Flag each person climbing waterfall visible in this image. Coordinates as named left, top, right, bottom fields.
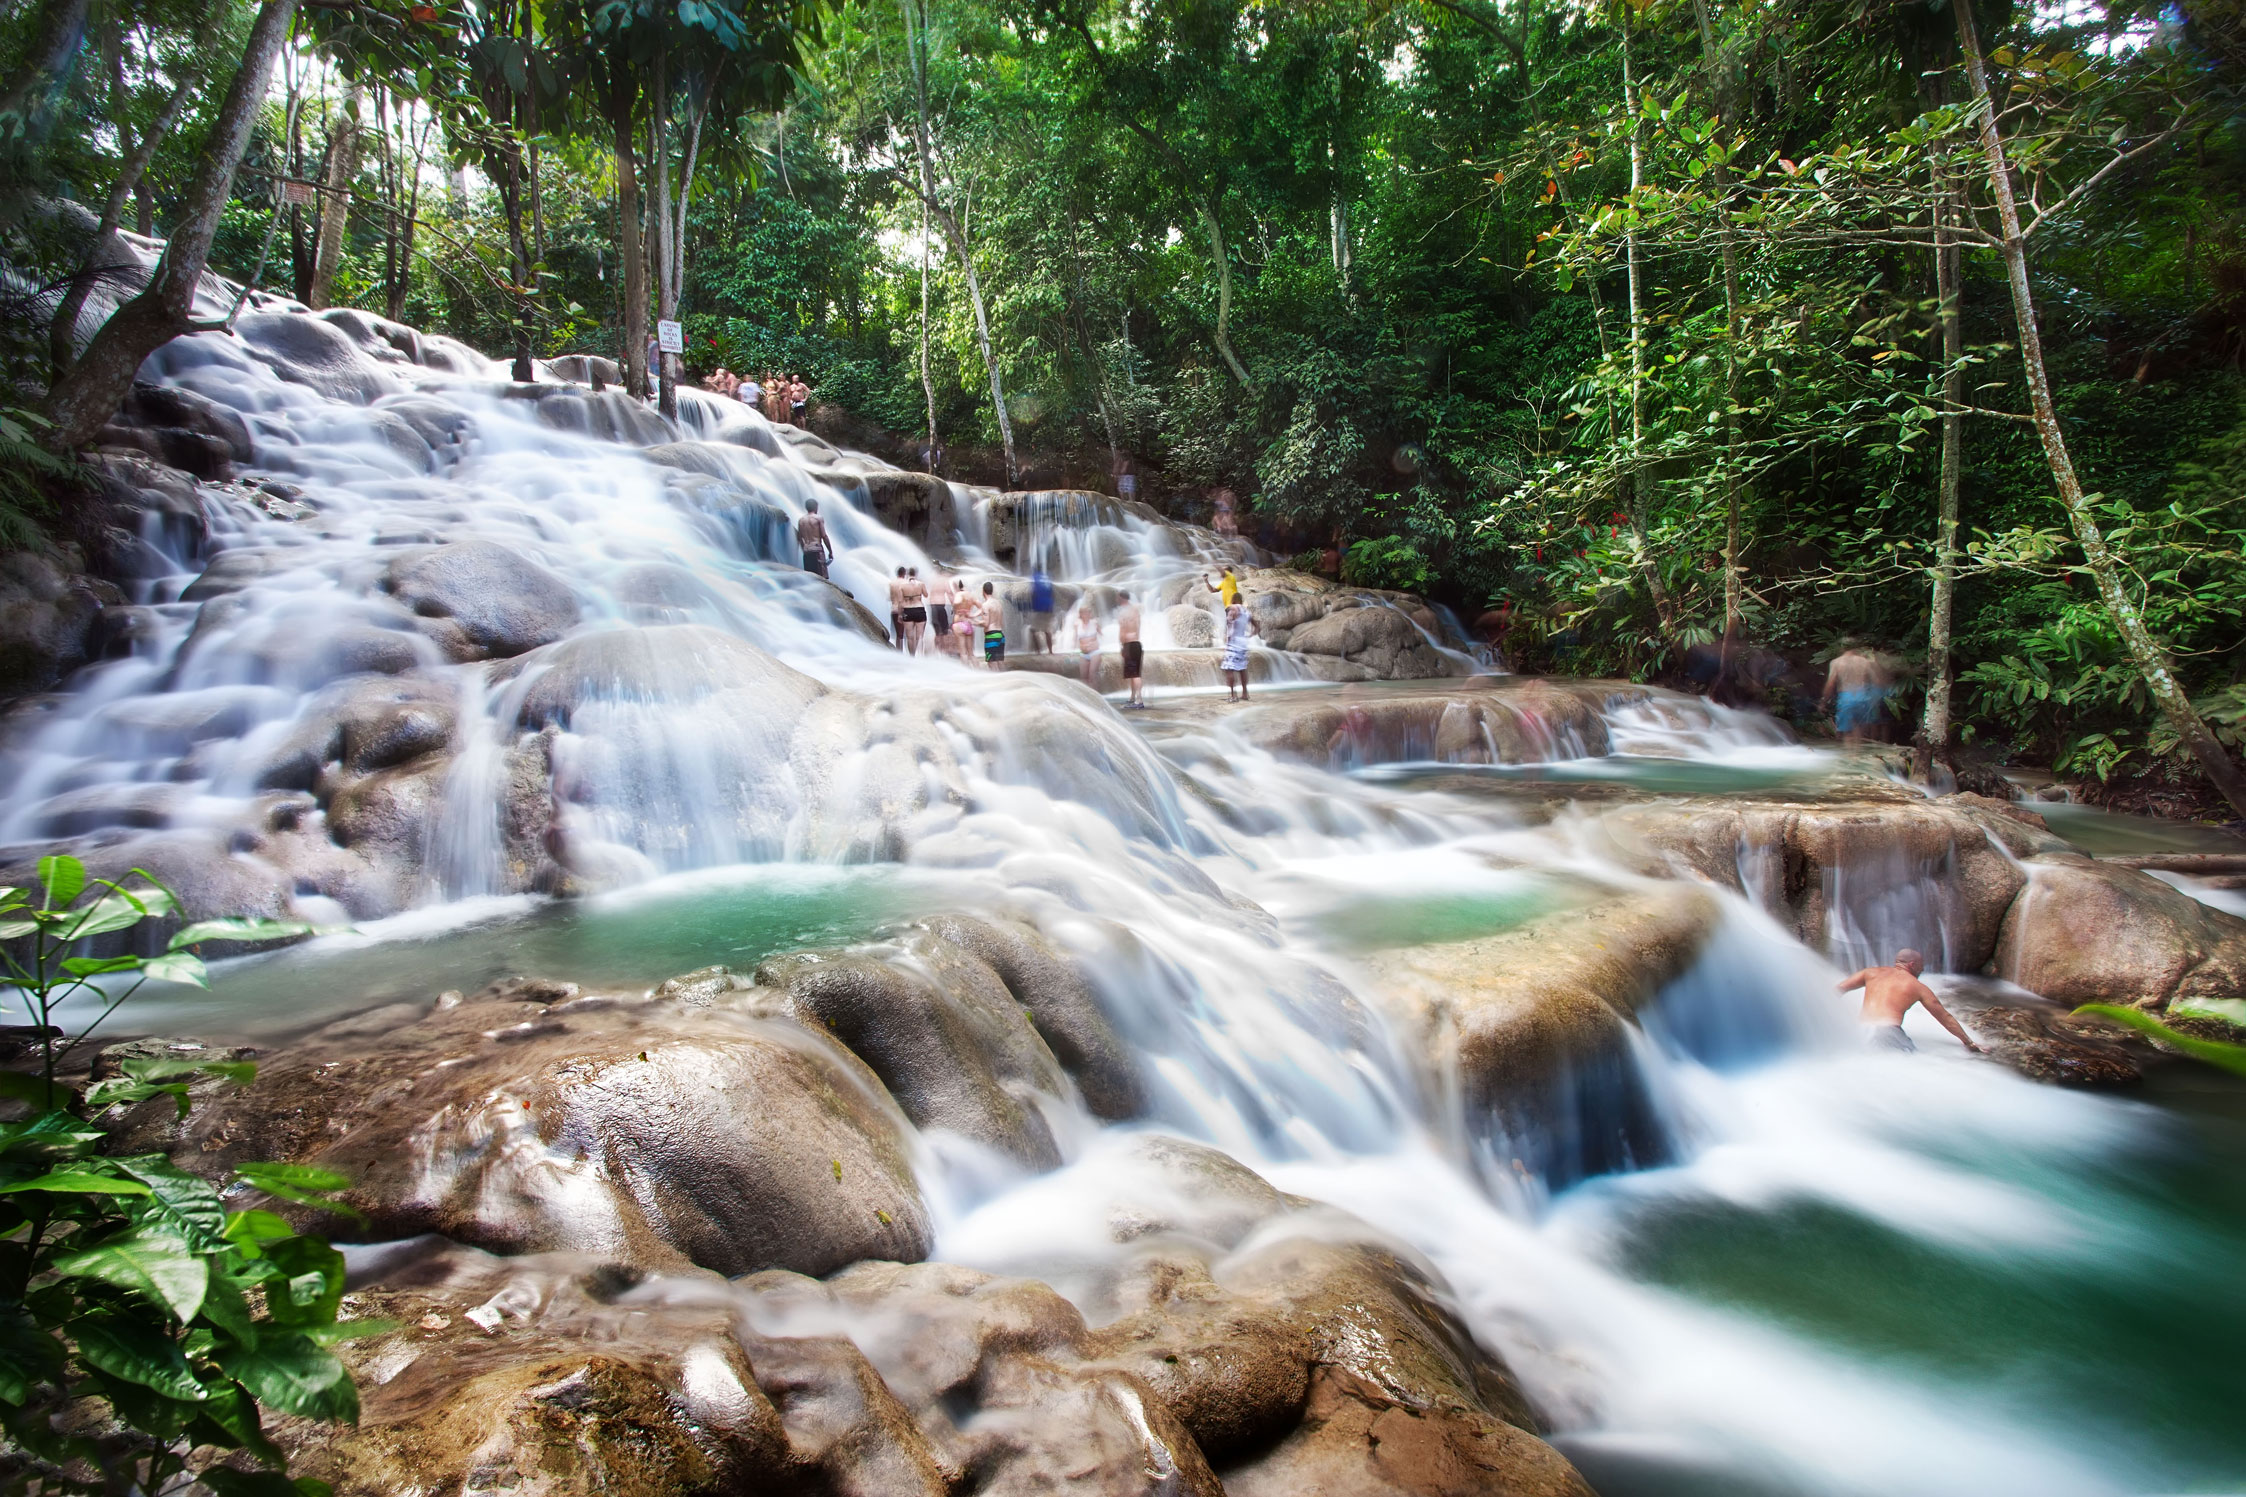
left=1074, top=602, right=1103, bottom=689
left=1117, top=591, right=1144, bottom=708
left=1205, top=566, right=1240, bottom=607
left=796, top=500, right=834, bottom=580
left=1221, top=595, right=1259, bottom=702
left=1029, top=566, right=1055, bottom=654
left=1820, top=641, right=1895, bottom=746
left=1836, top=949, right=1985, bottom=1054
left=982, top=580, right=1006, bottom=664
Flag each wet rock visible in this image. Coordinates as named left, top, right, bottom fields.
left=861, top=471, right=957, bottom=546
left=510, top=383, right=675, bottom=446
left=1951, top=997, right=2144, bottom=1087
left=1167, top=603, right=1217, bottom=648
left=1287, top=605, right=1458, bottom=680
left=547, top=353, right=621, bottom=387
left=0, top=829, right=301, bottom=954
left=917, top=914, right=1146, bottom=1120
left=108, top=980, right=930, bottom=1275
left=1236, top=678, right=1613, bottom=768
left=1604, top=797, right=2025, bottom=972
left=1994, top=857, right=2246, bottom=1007
left=277, top=1242, right=792, bottom=1497
left=750, top=945, right=1067, bottom=1168
left=94, top=381, right=256, bottom=479
left=236, top=311, right=397, bottom=403
left=1364, top=885, right=1719, bottom=1181
left=180, top=547, right=287, bottom=602
left=385, top=540, right=579, bottom=659
left=502, top=623, right=822, bottom=729
left=0, top=549, right=107, bottom=696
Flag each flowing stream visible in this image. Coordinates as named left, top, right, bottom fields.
left=9, top=305, right=2243, bottom=1496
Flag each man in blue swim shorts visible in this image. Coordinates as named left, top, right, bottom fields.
left=1819, top=642, right=1893, bottom=745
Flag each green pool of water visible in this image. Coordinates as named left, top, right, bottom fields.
left=1355, top=756, right=1838, bottom=798
left=61, top=864, right=946, bottom=1044
left=2036, top=802, right=2246, bottom=857
left=1604, top=1065, right=2246, bottom=1493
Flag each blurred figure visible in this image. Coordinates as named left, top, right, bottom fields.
left=795, top=499, right=833, bottom=580
left=1220, top=595, right=1259, bottom=702
left=1074, top=602, right=1103, bottom=688
left=1211, top=487, right=1239, bottom=540
left=1837, top=948, right=1984, bottom=1054
left=1820, top=641, right=1894, bottom=745
left=952, top=580, right=979, bottom=663
left=928, top=568, right=953, bottom=658
left=901, top=567, right=928, bottom=655
left=1029, top=566, right=1055, bottom=654
left=1116, top=590, right=1144, bottom=708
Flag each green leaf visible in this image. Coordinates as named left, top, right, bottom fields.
left=168, top=919, right=317, bottom=950
left=0, top=1308, right=64, bottom=1404
left=0, top=1073, right=76, bottom=1111
left=0, top=1170, right=153, bottom=1196
left=188, top=1382, right=284, bottom=1469
left=199, top=1471, right=332, bottom=1497
left=38, top=855, right=85, bottom=908
left=232, top=1162, right=359, bottom=1220
left=72, top=1313, right=210, bottom=1401
left=63, top=891, right=158, bottom=940
left=115, top=1156, right=230, bottom=1246
left=2074, top=1004, right=2246, bottom=1077
left=259, top=1237, right=346, bottom=1328
left=141, top=951, right=211, bottom=987
left=215, top=1332, right=357, bottom=1421
left=51, top=1226, right=210, bottom=1322
left=221, top=1210, right=297, bottom=1256
left=62, top=954, right=146, bottom=977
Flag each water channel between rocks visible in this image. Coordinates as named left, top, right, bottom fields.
left=8, top=297, right=2246, bottom=1497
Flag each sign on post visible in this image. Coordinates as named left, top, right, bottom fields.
left=656, top=319, right=684, bottom=354
left=280, top=179, right=318, bottom=207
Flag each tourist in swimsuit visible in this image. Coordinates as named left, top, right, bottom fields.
left=888, top=567, right=908, bottom=648
left=982, top=581, right=1006, bottom=664
left=1820, top=642, right=1895, bottom=746
left=1836, top=948, right=1985, bottom=1054
left=1074, top=603, right=1103, bottom=689
left=795, top=500, right=834, bottom=580
left=788, top=374, right=810, bottom=426
left=928, top=572, right=953, bottom=658
left=901, top=567, right=928, bottom=655
left=1029, top=566, right=1055, bottom=654
left=953, top=582, right=981, bottom=665
left=1220, top=597, right=1258, bottom=702
left=1116, top=590, right=1144, bottom=708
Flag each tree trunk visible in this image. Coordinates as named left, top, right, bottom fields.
left=1690, top=0, right=1746, bottom=647
left=919, top=193, right=938, bottom=465
left=614, top=105, right=649, bottom=400
left=1955, top=0, right=2246, bottom=817
left=1198, top=198, right=1251, bottom=386
left=0, top=0, right=91, bottom=232
left=905, top=0, right=1012, bottom=482
left=1619, top=12, right=1675, bottom=632
left=42, top=0, right=298, bottom=453
left=48, top=33, right=197, bottom=376
left=652, top=41, right=677, bottom=419
left=307, top=80, right=363, bottom=310
left=1917, top=127, right=1965, bottom=782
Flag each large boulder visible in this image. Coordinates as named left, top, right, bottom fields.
left=0, top=549, right=112, bottom=696
left=110, top=978, right=931, bottom=1276
left=1600, top=796, right=2027, bottom=972
left=1286, top=605, right=1459, bottom=680
left=278, top=1245, right=790, bottom=1497
left=385, top=540, right=579, bottom=660
left=1361, top=885, right=1720, bottom=1184
left=1232, top=678, right=1614, bottom=768
left=1994, top=856, right=2246, bottom=1007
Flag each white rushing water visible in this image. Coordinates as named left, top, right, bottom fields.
left=5, top=304, right=2214, bottom=1497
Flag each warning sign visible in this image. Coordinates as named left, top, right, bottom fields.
left=280, top=179, right=318, bottom=206
left=656, top=319, right=684, bottom=354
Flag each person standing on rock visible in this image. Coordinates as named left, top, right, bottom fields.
left=1820, top=641, right=1894, bottom=746
left=788, top=373, right=811, bottom=426
left=1220, top=595, right=1259, bottom=703
left=953, top=580, right=980, bottom=663
left=887, top=567, right=908, bottom=647
left=1837, top=949, right=1984, bottom=1054
left=796, top=500, right=834, bottom=580
left=1029, top=566, right=1055, bottom=654
left=1074, top=602, right=1103, bottom=690
left=1116, top=590, right=1144, bottom=708
left=901, top=567, right=929, bottom=655
left=1204, top=566, right=1240, bottom=608
left=982, top=580, right=1006, bottom=664
left=928, top=569, right=953, bottom=658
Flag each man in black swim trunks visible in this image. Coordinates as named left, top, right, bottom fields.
left=1116, top=590, right=1144, bottom=707
left=796, top=500, right=834, bottom=579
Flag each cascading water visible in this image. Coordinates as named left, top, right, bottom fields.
left=10, top=300, right=2244, bottom=1496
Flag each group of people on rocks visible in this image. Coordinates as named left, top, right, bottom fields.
left=700, top=366, right=811, bottom=425
left=875, top=565, right=1160, bottom=707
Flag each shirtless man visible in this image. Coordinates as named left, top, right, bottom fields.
left=1820, top=642, right=1894, bottom=745
left=796, top=500, right=834, bottom=580
left=887, top=567, right=908, bottom=648
left=900, top=567, right=929, bottom=655
left=1116, top=590, right=1144, bottom=707
left=1836, top=948, right=1984, bottom=1054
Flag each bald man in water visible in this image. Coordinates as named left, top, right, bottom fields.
left=1836, top=948, right=1984, bottom=1054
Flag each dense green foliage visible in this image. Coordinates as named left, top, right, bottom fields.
left=3, top=0, right=2244, bottom=795
left=1, top=859, right=360, bottom=1496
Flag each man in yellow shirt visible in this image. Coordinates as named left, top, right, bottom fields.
left=1204, top=566, right=1240, bottom=606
